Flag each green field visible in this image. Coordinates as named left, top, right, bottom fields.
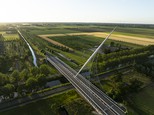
left=49, top=35, right=103, bottom=50
left=26, top=28, right=80, bottom=35
left=113, top=32, right=154, bottom=39
left=128, top=84, right=154, bottom=115
left=123, top=72, right=151, bottom=86
left=49, top=35, right=142, bottom=51
left=96, top=71, right=151, bottom=92
left=0, top=90, right=94, bottom=115
left=3, top=34, right=20, bottom=41
left=0, top=31, right=5, bottom=34
left=93, top=71, right=153, bottom=115
left=115, top=27, right=154, bottom=38
left=67, top=26, right=154, bottom=38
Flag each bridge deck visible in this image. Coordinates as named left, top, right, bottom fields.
left=47, top=55, right=126, bottom=115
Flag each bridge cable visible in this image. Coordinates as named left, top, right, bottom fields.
left=74, top=27, right=117, bottom=78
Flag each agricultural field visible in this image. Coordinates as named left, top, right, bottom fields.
left=49, top=35, right=102, bottom=50
left=95, top=71, right=151, bottom=93
left=68, top=25, right=154, bottom=38
left=15, top=24, right=154, bottom=115
left=128, top=84, right=154, bottom=115
left=24, top=27, right=80, bottom=35
left=3, top=34, right=19, bottom=41
left=0, top=90, right=94, bottom=115
left=39, top=32, right=154, bottom=46
left=0, top=31, right=5, bottom=34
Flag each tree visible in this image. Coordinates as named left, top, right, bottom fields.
left=0, top=73, right=8, bottom=86
left=36, top=74, right=46, bottom=87
left=30, top=67, right=40, bottom=76
left=113, top=72, right=122, bottom=82
left=40, top=64, right=50, bottom=76
left=103, top=48, right=111, bottom=54
left=11, top=70, right=19, bottom=83
left=19, top=69, right=28, bottom=81
left=110, top=42, right=115, bottom=47
left=17, top=85, right=25, bottom=96
left=3, top=84, right=15, bottom=98
left=129, top=79, right=143, bottom=92
left=9, top=76, right=16, bottom=84
left=26, top=77, right=37, bottom=91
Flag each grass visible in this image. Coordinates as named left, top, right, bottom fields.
left=113, top=32, right=154, bottom=39
left=28, top=28, right=80, bottom=35
left=115, top=27, right=154, bottom=38
left=94, top=71, right=152, bottom=99
left=0, top=90, right=94, bottom=115
left=123, top=71, right=151, bottom=86
left=67, top=25, right=154, bottom=38
left=49, top=35, right=103, bottom=50
left=0, top=31, right=5, bottom=34
left=49, top=34, right=142, bottom=51
left=128, top=84, right=154, bottom=115
left=3, top=34, right=20, bottom=41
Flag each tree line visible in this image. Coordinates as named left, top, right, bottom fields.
left=91, top=45, right=154, bottom=74
left=0, top=64, right=53, bottom=100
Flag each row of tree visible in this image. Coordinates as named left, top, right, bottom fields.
left=91, top=45, right=154, bottom=74
left=135, top=62, right=154, bottom=79
left=101, top=45, right=154, bottom=62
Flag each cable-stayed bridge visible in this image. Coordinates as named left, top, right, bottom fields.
left=47, top=27, right=126, bottom=115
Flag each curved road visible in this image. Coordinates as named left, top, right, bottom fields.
left=17, top=30, right=38, bottom=67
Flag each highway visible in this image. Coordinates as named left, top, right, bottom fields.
left=47, top=56, right=126, bottom=115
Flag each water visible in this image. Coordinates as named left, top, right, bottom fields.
left=18, top=30, right=38, bottom=67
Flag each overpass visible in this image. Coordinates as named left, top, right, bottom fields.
left=47, top=56, right=126, bottom=115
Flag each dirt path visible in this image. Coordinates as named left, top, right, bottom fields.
left=39, top=32, right=154, bottom=46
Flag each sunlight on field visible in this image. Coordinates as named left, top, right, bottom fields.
left=39, top=32, right=154, bottom=46
left=0, top=31, right=5, bottom=34
left=3, top=34, right=20, bottom=41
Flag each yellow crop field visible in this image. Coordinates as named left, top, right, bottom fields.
left=39, top=32, right=154, bottom=46
left=3, top=34, right=20, bottom=41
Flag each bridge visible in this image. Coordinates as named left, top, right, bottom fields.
left=47, top=27, right=126, bottom=115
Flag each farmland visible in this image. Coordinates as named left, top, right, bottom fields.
left=25, top=27, right=80, bottom=35
left=129, top=83, right=154, bottom=115
left=39, top=32, right=154, bottom=46
left=0, top=23, right=154, bottom=115
left=3, top=34, right=19, bottom=41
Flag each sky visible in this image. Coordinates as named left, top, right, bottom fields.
left=0, top=0, right=154, bottom=24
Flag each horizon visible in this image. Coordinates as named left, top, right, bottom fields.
left=1, top=21, right=154, bottom=25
